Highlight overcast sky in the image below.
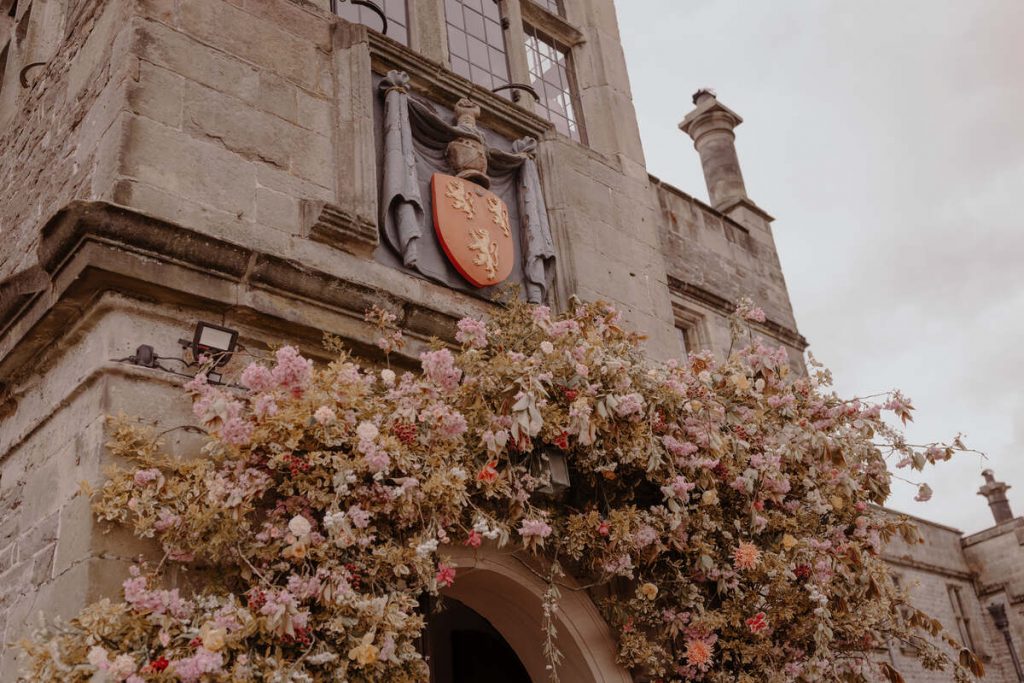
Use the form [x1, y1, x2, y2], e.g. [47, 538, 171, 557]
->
[616, 1, 1024, 533]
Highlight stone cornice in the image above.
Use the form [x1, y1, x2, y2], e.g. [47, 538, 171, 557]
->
[666, 276, 809, 351]
[0, 201, 492, 396]
[961, 517, 1024, 547]
[880, 554, 974, 582]
[648, 174, 750, 235]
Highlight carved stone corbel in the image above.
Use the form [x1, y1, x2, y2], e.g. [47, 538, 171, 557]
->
[302, 200, 378, 258]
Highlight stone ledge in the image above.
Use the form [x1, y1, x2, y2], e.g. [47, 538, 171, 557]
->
[0, 201, 492, 396]
[962, 517, 1024, 547]
[667, 275, 809, 352]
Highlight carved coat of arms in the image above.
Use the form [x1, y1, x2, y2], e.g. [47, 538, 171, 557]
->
[379, 70, 555, 301]
[431, 174, 514, 287]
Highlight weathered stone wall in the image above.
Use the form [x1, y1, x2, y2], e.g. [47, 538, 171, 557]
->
[882, 512, 1020, 681]
[0, 0, 135, 281]
[0, 1, 683, 675]
[649, 176, 806, 365]
[962, 518, 1024, 680]
[0, 295, 201, 678]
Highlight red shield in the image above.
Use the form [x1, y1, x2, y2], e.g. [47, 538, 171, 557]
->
[431, 173, 514, 288]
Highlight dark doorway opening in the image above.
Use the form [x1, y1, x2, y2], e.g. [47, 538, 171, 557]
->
[426, 596, 532, 683]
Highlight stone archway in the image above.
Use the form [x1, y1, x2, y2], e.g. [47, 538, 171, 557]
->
[441, 545, 632, 683]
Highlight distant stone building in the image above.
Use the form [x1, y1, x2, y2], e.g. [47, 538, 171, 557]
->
[0, 0, 1017, 680]
[880, 472, 1024, 681]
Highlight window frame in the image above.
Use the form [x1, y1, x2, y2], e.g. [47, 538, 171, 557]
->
[443, 0, 512, 93]
[947, 584, 977, 652]
[521, 21, 584, 143]
[331, 0, 412, 47]
[672, 304, 709, 357]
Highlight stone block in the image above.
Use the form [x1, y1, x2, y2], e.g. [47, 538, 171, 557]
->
[31, 543, 56, 586]
[17, 511, 59, 563]
[234, 0, 332, 51]
[128, 59, 185, 128]
[178, 0, 322, 91]
[121, 114, 257, 218]
[54, 495, 92, 577]
[182, 80, 305, 170]
[296, 89, 333, 135]
[257, 71, 299, 123]
[66, 0, 130, 103]
[132, 19, 260, 103]
[256, 187, 299, 232]
[288, 131, 335, 189]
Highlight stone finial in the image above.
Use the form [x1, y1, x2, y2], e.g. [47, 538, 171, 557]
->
[978, 469, 1014, 525]
[679, 89, 748, 211]
[453, 98, 481, 129]
[446, 98, 490, 188]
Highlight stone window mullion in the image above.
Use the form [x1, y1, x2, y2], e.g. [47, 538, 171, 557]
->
[497, 0, 535, 114]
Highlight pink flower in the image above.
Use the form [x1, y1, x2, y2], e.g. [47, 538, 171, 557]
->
[518, 518, 553, 539]
[313, 406, 337, 425]
[614, 393, 645, 417]
[133, 468, 163, 488]
[597, 520, 611, 537]
[220, 417, 253, 446]
[420, 349, 462, 392]
[170, 648, 224, 682]
[240, 363, 274, 392]
[271, 346, 312, 394]
[732, 541, 761, 571]
[436, 562, 456, 588]
[661, 475, 696, 501]
[464, 531, 482, 548]
[347, 505, 372, 529]
[746, 611, 768, 634]
[253, 394, 278, 418]
[123, 568, 191, 619]
[915, 483, 933, 502]
[744, 307, 766, 323]
[455, 317, 489, 348]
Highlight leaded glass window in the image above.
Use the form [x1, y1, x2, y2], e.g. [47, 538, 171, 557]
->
[445, 0, 510, 91]
[529, 0, 562, 16]
[523, 24, 582, 141]
[333, 0, 409, 46]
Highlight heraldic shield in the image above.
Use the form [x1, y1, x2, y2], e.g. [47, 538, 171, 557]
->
[431, 173, 514, 288]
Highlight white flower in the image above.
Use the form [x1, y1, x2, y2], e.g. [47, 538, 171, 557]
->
[87, 645, 109, 668]
[288, 515, 312, 537]
[540, 341, 554, 354]
[381, 369, 396, 386]
[356, 421, 379, 441]
[415, 538, 438, 557]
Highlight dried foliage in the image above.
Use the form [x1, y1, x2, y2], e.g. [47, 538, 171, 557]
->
[20, 299, 982, 682]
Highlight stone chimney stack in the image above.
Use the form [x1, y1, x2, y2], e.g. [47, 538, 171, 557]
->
[978, 470, 1014, 525]
[680, 89, 749, 211]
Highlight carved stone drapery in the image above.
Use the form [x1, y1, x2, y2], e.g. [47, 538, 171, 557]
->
[377, 70, 555, 304]
[379, 70, 424, 270]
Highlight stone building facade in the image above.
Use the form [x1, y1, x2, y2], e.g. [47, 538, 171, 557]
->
[0, 0, 1015, 680]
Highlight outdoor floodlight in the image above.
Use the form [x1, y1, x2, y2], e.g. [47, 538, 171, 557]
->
[190, 322, 238, 367]
[532, 450, 571, 498]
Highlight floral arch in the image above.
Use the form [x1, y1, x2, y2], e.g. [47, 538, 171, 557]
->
[20, 299, 985, 682]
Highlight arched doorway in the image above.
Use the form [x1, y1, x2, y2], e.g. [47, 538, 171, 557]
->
[437, 546, 633, 683]
[426, 596, 531, 683]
